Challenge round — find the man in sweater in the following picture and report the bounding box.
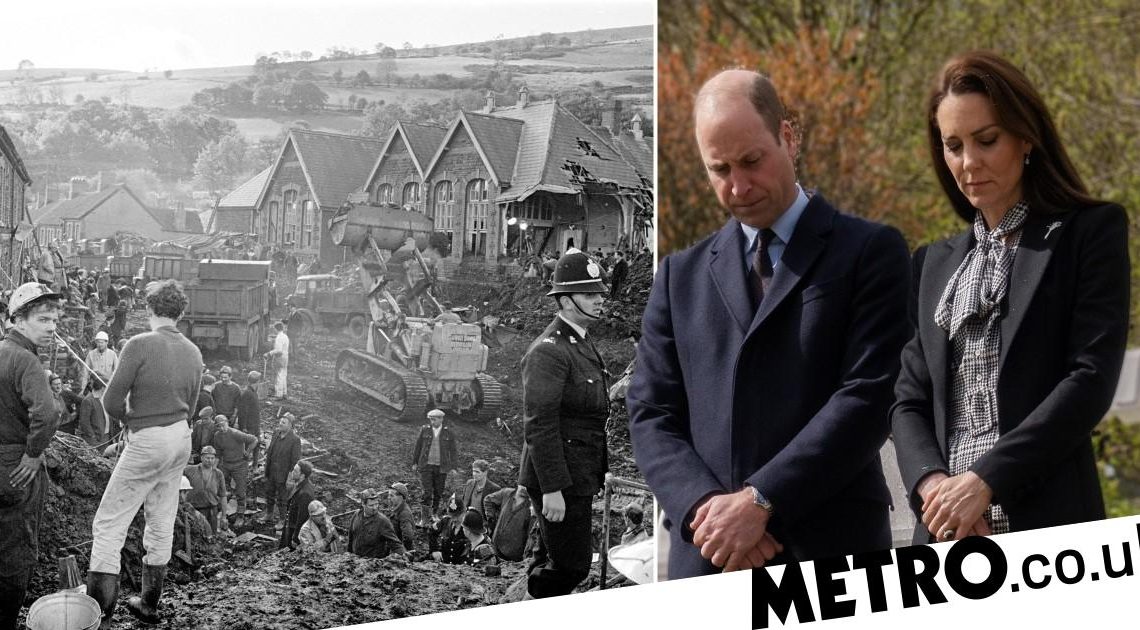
[262,413,301,528]
[346,488,405,558]
[0,282,61,629]
[211,366,241,420]
[211,414,258,528]
[183,445,229,535]
[86,280,203,626]
[411,408,458,522]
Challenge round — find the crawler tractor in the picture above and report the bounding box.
[328,202,502,423]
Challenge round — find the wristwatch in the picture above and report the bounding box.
[747,485,774,514]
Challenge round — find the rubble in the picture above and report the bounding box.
[22,255,652,627]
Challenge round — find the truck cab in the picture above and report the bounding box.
[285,274,370,340]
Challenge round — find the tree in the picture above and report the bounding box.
[332,68,343,85]
[402,41,414,50]
[558,36,572,46]
[164,70,173,79]
[352,70,371,87]
[347,94,358,110]
[539,32,556,47]
[374,42,387,54]
[376,58,398,87]
[281,81,327,112]
[252,84,276,109]
[193,133,249,197]
[299,50,313,61]
[359,102,408,137]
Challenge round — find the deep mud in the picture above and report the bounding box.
[23,261,652,629]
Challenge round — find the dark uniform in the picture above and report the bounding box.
[519,250,610,598]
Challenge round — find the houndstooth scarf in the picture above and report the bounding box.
[935,201,1029,340]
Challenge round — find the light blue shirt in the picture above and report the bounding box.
[740,184,810,273]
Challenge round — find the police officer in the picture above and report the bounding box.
[518,249,609,599]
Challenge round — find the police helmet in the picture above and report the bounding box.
[546,249,607,296]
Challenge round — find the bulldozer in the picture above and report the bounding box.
[328,202,502,423]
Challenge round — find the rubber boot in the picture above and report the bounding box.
[125,563,166,624]
[85,571,120,629]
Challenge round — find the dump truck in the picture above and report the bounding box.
[141,254,199,283]
[106,255,142,281]
[178,260,271,360]
[328,202,502,423]
[66,253,110,273]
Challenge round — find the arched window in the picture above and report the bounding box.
[465,179,489,257]
[433,180,455,239]
[375,183,393,205]
[283,190,299,245]
[301,200,316,248]
[267,201,279,243]
[402,182,421,210]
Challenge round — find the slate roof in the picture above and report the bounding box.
[30,185,135,226]
[217,166,272,209]
[594,125,653,181]
[368,121,447,183]
[401,122,447,175]
[287,129,384,207]
[0,123,30,184]
[487,101,646,202]
[30,184,201,233]
[460,112,524,185]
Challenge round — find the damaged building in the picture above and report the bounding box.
[217,88,653,272]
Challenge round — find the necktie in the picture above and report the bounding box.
[750,229,775,308]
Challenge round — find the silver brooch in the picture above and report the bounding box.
[1045,221,1062,240]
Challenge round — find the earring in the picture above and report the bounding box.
[1024,154,1030,166]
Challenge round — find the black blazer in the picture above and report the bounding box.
[892,203,1130,543]
[628,194,910,578]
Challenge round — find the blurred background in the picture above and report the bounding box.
[657,0,1140,517]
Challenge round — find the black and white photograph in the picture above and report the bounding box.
[0,1,654,627]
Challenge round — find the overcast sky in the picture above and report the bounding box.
[3,0,654,72]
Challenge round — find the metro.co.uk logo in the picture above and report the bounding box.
[753,523,1140,628]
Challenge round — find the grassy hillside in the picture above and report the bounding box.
[0,33,651,140]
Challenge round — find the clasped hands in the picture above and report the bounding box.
[690,488,783,572]
[917,470,994,541]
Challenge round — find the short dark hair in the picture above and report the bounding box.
[927,51,1103,222]
[145,280,188,319]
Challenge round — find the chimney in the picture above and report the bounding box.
[631,113,644,140]
[484,90,495,113]
[600,109,615,134]
[518,85,529,108]
[173,202,186,231]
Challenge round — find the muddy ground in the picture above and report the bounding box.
[23,256,653,629]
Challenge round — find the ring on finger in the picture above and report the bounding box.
[941,528,956,541]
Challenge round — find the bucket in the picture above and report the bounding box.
[24,591,101,630]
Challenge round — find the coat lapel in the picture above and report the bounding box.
[920,229,972,446]
[998,212,1066,373]
[707,220,755,334]
[750,196,832,332]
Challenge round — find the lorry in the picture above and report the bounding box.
[285,274,371,340]
[66,253,110,273]
[141,254,199,283]
[178,260,271,360]
[106,255,142,281]
[327,202,502,423]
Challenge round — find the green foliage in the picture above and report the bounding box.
[1094,418,1140,517]
[659,0,1140,337]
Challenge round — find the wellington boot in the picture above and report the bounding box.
[85,571,120,629]
[125,563,166,624]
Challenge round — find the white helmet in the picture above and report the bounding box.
[8,282,61,322]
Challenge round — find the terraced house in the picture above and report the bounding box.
[0,124,32,281]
